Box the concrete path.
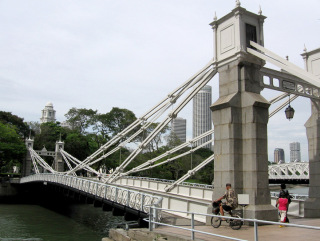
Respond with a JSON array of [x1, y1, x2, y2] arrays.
[[155, 217, 320, 241]]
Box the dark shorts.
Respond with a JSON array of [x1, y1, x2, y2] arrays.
[[222, 204, 233, 212]]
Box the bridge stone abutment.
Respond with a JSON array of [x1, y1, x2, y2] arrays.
[[209, 4, 277, 221], [304, 101, 320, 217], [211, 60, 277, 221], [303, 48, 320, 217]]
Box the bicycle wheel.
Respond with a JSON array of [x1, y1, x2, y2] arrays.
[[229, 215, 242, 230], [211, 216, 221, 228]]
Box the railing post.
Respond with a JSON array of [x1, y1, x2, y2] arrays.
[[149, 206, 153, 231], [191, 213, 195, 240], [254, 219, 258, 241], [104, 185, 108, 199], [141, 194, 145, 211], [95, 183, 98, 197], [127, 191, 130, 206], [115, 188, 118, 203]]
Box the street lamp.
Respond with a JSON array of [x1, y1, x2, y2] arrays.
[[285, 95, 295, 120]]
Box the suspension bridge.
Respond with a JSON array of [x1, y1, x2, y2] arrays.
[[18, 2, 320, 226]]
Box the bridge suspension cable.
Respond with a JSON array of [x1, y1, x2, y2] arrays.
[[60, 149, 100, 176], [120, 129, 215, 177], [65, 60, 216, 176], [28, 147, 56, 174], [106, 65, 218, 183]]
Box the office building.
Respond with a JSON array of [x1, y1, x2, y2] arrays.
[[193, 85, 212, 149], [274, 148, 285, 163], [290, 142, 301, 162], [172, 117, 186, 143]]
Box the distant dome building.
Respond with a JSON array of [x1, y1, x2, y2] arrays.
[[40, 102, 56, 123]]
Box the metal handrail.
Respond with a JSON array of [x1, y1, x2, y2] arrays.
[[20, 174, 162, 214], [119, 176, 213, 189], [147, 206, 320, 241], [270, 191, 308, 201]]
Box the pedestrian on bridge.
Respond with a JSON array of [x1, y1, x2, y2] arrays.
[[278, 183, 292, 223], [276, 192, 288, 227]]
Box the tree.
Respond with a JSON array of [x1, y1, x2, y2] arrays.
[[64, 132, 93, 162], [0, 122, 26, 172], [93, 113, 111, 141], [104, 107, 137, 137], [28, 121, 41, 135], [142, 123, 169, 153], [34, 122, 65, 151], [65, 108, 97, 134], [0, 111, 31, 138]]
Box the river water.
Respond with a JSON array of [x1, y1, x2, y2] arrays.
[[0, 185, 309, 241], [0, 204, 123, 241]]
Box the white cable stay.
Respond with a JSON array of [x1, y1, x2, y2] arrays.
[[248, 41, 320, 87], [29, 148, 40, 174], [28, 147, 55, 173], [115, 91, 301, 190], [66, 60, 215, 175], [106, 67, 217, 183], [59, 150, 77, 176], [269, 92, 293, 105], [123, 138, 214, 178], [164, 153, 215, 192], [60, 149, 100, 176], [120, 129, 214, 176], [269, 94, 299, 118]]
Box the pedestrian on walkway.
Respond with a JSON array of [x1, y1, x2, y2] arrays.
[[278, 183, 292, 222], [276, 192, 288, 227]]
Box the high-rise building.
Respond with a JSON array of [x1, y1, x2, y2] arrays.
[[274, 148, 285, 163], [172, 117, 186, 143], [290, 142, 301, 162], [40, 102, 56, 123], [193, 85, 212, 149]]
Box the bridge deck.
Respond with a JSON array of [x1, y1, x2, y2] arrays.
[[154, 216, 320, 241]]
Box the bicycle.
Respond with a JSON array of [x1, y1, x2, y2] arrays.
[[211, 201, 243, 230]]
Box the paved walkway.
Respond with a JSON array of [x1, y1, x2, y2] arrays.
[[155, 217, 320, 241]]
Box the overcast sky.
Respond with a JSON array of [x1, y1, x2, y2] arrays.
[[1, 0, 319, 162]]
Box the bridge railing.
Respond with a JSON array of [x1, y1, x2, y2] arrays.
[[20, 174, 163, 215], [270, 191, 308, 201], [147, 206, 320, 241], [119, 176, 213, 189]]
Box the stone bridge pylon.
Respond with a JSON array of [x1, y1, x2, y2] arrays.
[[209, 3, 277, 221], [22, 137, 65, 176]]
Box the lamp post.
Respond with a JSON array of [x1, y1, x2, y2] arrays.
[[285, 95, 295, 120]]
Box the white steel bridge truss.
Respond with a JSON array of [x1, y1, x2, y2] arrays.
[[268, 162, 309, 180]]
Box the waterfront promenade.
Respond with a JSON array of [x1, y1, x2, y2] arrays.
[[153, 216, 320, 241]]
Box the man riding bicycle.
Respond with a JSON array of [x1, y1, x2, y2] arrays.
[[214, 183, 238, 218]]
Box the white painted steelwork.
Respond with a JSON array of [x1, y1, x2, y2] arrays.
[[268, 162, 309, 180], [20, 174, 162, 215]]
